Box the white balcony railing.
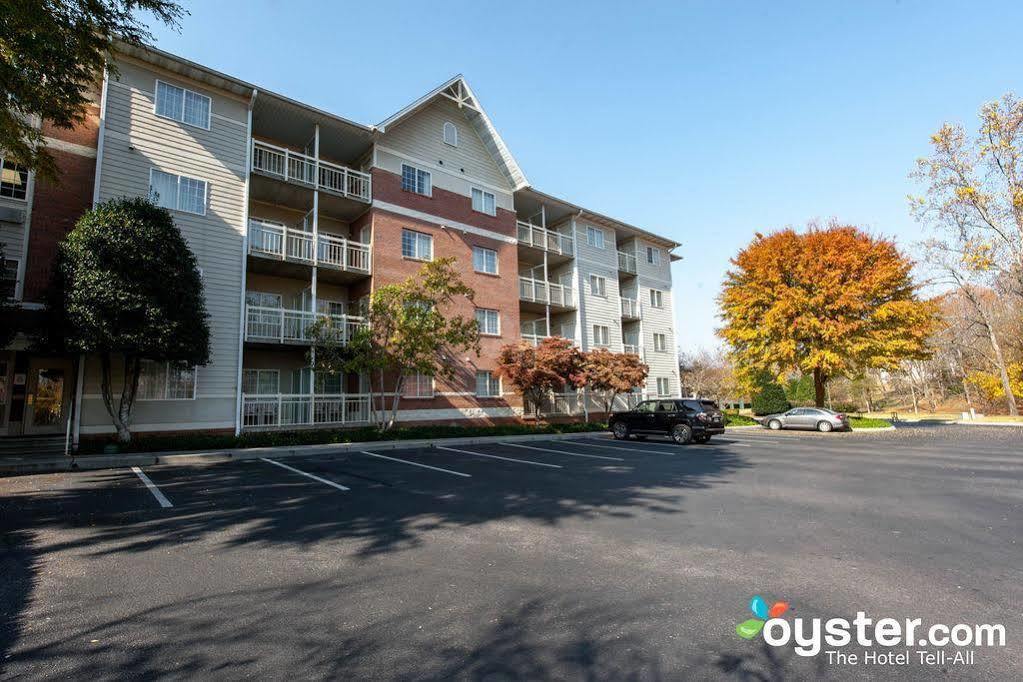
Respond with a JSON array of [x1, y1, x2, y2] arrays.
[[241, 393, 372, 429], [251, 140, 371, 203], [621, 297, 640, 318], [248, 220, 370, 273], [617, 250, 637, 274], [517, 222, 574, 256], [525, 390, 645, 417], [518, 277, 574, 307], [623, 343, 641, 356], [245, 305, 367, 345], [520, 319, 548, 346]]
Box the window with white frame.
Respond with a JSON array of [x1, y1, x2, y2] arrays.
[[589, 274, 607, 297], [472, 246, 498, 274], [137, 361, 197, 400], [315, 372, 344, 394], [592, 324, 610, 347], [443, 121, 458, 147], [150, 169, 208, 215], [245, 291, 282, 308], [401, 228, 433, 260], [401, 163, 431, 196], [585, 225, 605, 249], [475, 308, 500, 335], [242, 369, 280, 395], [1, 258, 18, 300], [656, 377, 670, 397], [404, 371, 435, 399], [0, 158, 28, 200], [649, 289, 664, 308], [653, 333, 667, 352], [475, 370, 501, 398], [471, 187, 496, 216], [155, 80, 211, 129], [646, 246, 661, 265]]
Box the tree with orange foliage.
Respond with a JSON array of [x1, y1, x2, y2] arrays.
[[719, 223, 936, 407], [579, 348, 649, 414], [495, 337, 585, 419]]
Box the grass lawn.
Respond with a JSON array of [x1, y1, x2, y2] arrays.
[[849, 417, 892, 429]]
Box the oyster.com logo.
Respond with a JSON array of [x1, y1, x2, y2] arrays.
[[736, 595, 789, 639]]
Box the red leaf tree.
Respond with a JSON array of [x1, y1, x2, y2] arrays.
[[578, 348, 649, 414], [495, 337, 585, 419]]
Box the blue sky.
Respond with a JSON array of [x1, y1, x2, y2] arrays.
[[144, 0, 1023, 352]]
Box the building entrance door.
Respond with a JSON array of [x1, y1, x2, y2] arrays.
[[24, 359, 73, 435]]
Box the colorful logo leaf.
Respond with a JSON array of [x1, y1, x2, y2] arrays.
[[736, 618, 765, 639], [768, 601, 789, 618], [749, 595, 768, 620], [736, 595, 789, 639]]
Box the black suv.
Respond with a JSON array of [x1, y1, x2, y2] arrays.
[[609, 399, 726, 444]]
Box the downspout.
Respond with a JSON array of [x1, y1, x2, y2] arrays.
[[234, 88, 257, 436]]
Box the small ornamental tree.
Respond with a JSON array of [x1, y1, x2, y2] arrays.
[[579, 348, 649, 414], [495, 336, 585, 419], [308, 257, 480, 431], [52, 197, 210, 442]]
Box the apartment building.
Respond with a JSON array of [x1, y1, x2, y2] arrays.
[[0, 43, 681, 446]]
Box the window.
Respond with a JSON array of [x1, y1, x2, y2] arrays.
[[585, 226, 605, 249], [472, 246, 498, 274], [592, 324, 610, 347], [589, 274, 607, 297], [635, 400, 656, 413], [155, 80, 211, 129], [646, 246, 661, 265], [401, 229, 433, 260], [245, 291, 282, 308], [476, 371, 501, 398], [401, 163, 431, 196], [443, 121, 458, 147], [138, 361, 197, 400], [656, 377, 670, 397], [0, 158, 28, 200], [1, 258, 18, 300], [404, 371, 435, 399], [242, 369, 280, 395], [150, 169, 208, 215], [471, 187, 496, 216], [475, 308, 500, 335], [649, 289, 664, 308], [653, 333, 667, 352]]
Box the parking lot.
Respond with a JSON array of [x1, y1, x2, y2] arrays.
[[2, 425, 1021, 680]]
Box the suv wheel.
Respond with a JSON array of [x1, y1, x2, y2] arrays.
[[670, 423, 693, 445], [817, 420, 833, 433], [768, 419, 782, 430], [612, 421, 630, 440]]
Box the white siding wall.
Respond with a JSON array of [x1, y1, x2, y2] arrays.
[[573, 220, 623, 352], [84, 57, 249, 433], [0, 195, 28, 299]]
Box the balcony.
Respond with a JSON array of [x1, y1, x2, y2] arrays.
[[251, 140, 371, 203], [241, 393, 371, 429], [621, 297, 640, 319], [520, 319, 549, 346], [524, 390, 644, 417], [245, 305, 367, 345], [617, 250, 637, 274], [623, 343, 640, 355], [518, 277, 575, 308], [517, 222, 574, 257], [248, 220, 370, 278]]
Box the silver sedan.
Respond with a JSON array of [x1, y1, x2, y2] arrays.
[[758, 407, 851, 432]]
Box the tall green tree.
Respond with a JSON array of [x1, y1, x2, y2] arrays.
[[1, 0, 184, 180], [52, 197, 210, 442], [308, 257, 480, 431]]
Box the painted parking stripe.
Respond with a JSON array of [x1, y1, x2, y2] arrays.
[[568, 441, 689, 455], [435, 446, 562, 469], [259, 457, 350, 491], [584, 437, 752, 449], [359, 451, 471, 478], [501, 442, 624, 461], [131, 466, 173, 508]]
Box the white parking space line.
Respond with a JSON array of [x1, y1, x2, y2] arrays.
[[259, 457, 350, 491], [359, 451, 471, 478], [586, 437, 753, 449], [569, 441, 688, 455], [131, 466, 173, 508], [501, 442, 624, 461], [435, 446, 563, 469]]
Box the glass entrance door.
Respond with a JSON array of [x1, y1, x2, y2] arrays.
[[25, 361, 71, 435]]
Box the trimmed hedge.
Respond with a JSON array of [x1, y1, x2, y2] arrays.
[[751, 382, 791, 416], [80, 421, 610, 455]]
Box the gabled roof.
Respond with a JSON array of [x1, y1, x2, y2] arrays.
[[377, 75, 529, 191]]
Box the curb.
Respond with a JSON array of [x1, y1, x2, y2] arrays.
[[0, 430, 612, 477]]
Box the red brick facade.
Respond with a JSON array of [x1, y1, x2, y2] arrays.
[[367, 168, 524, 416], [22, 105, 100, 303]]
